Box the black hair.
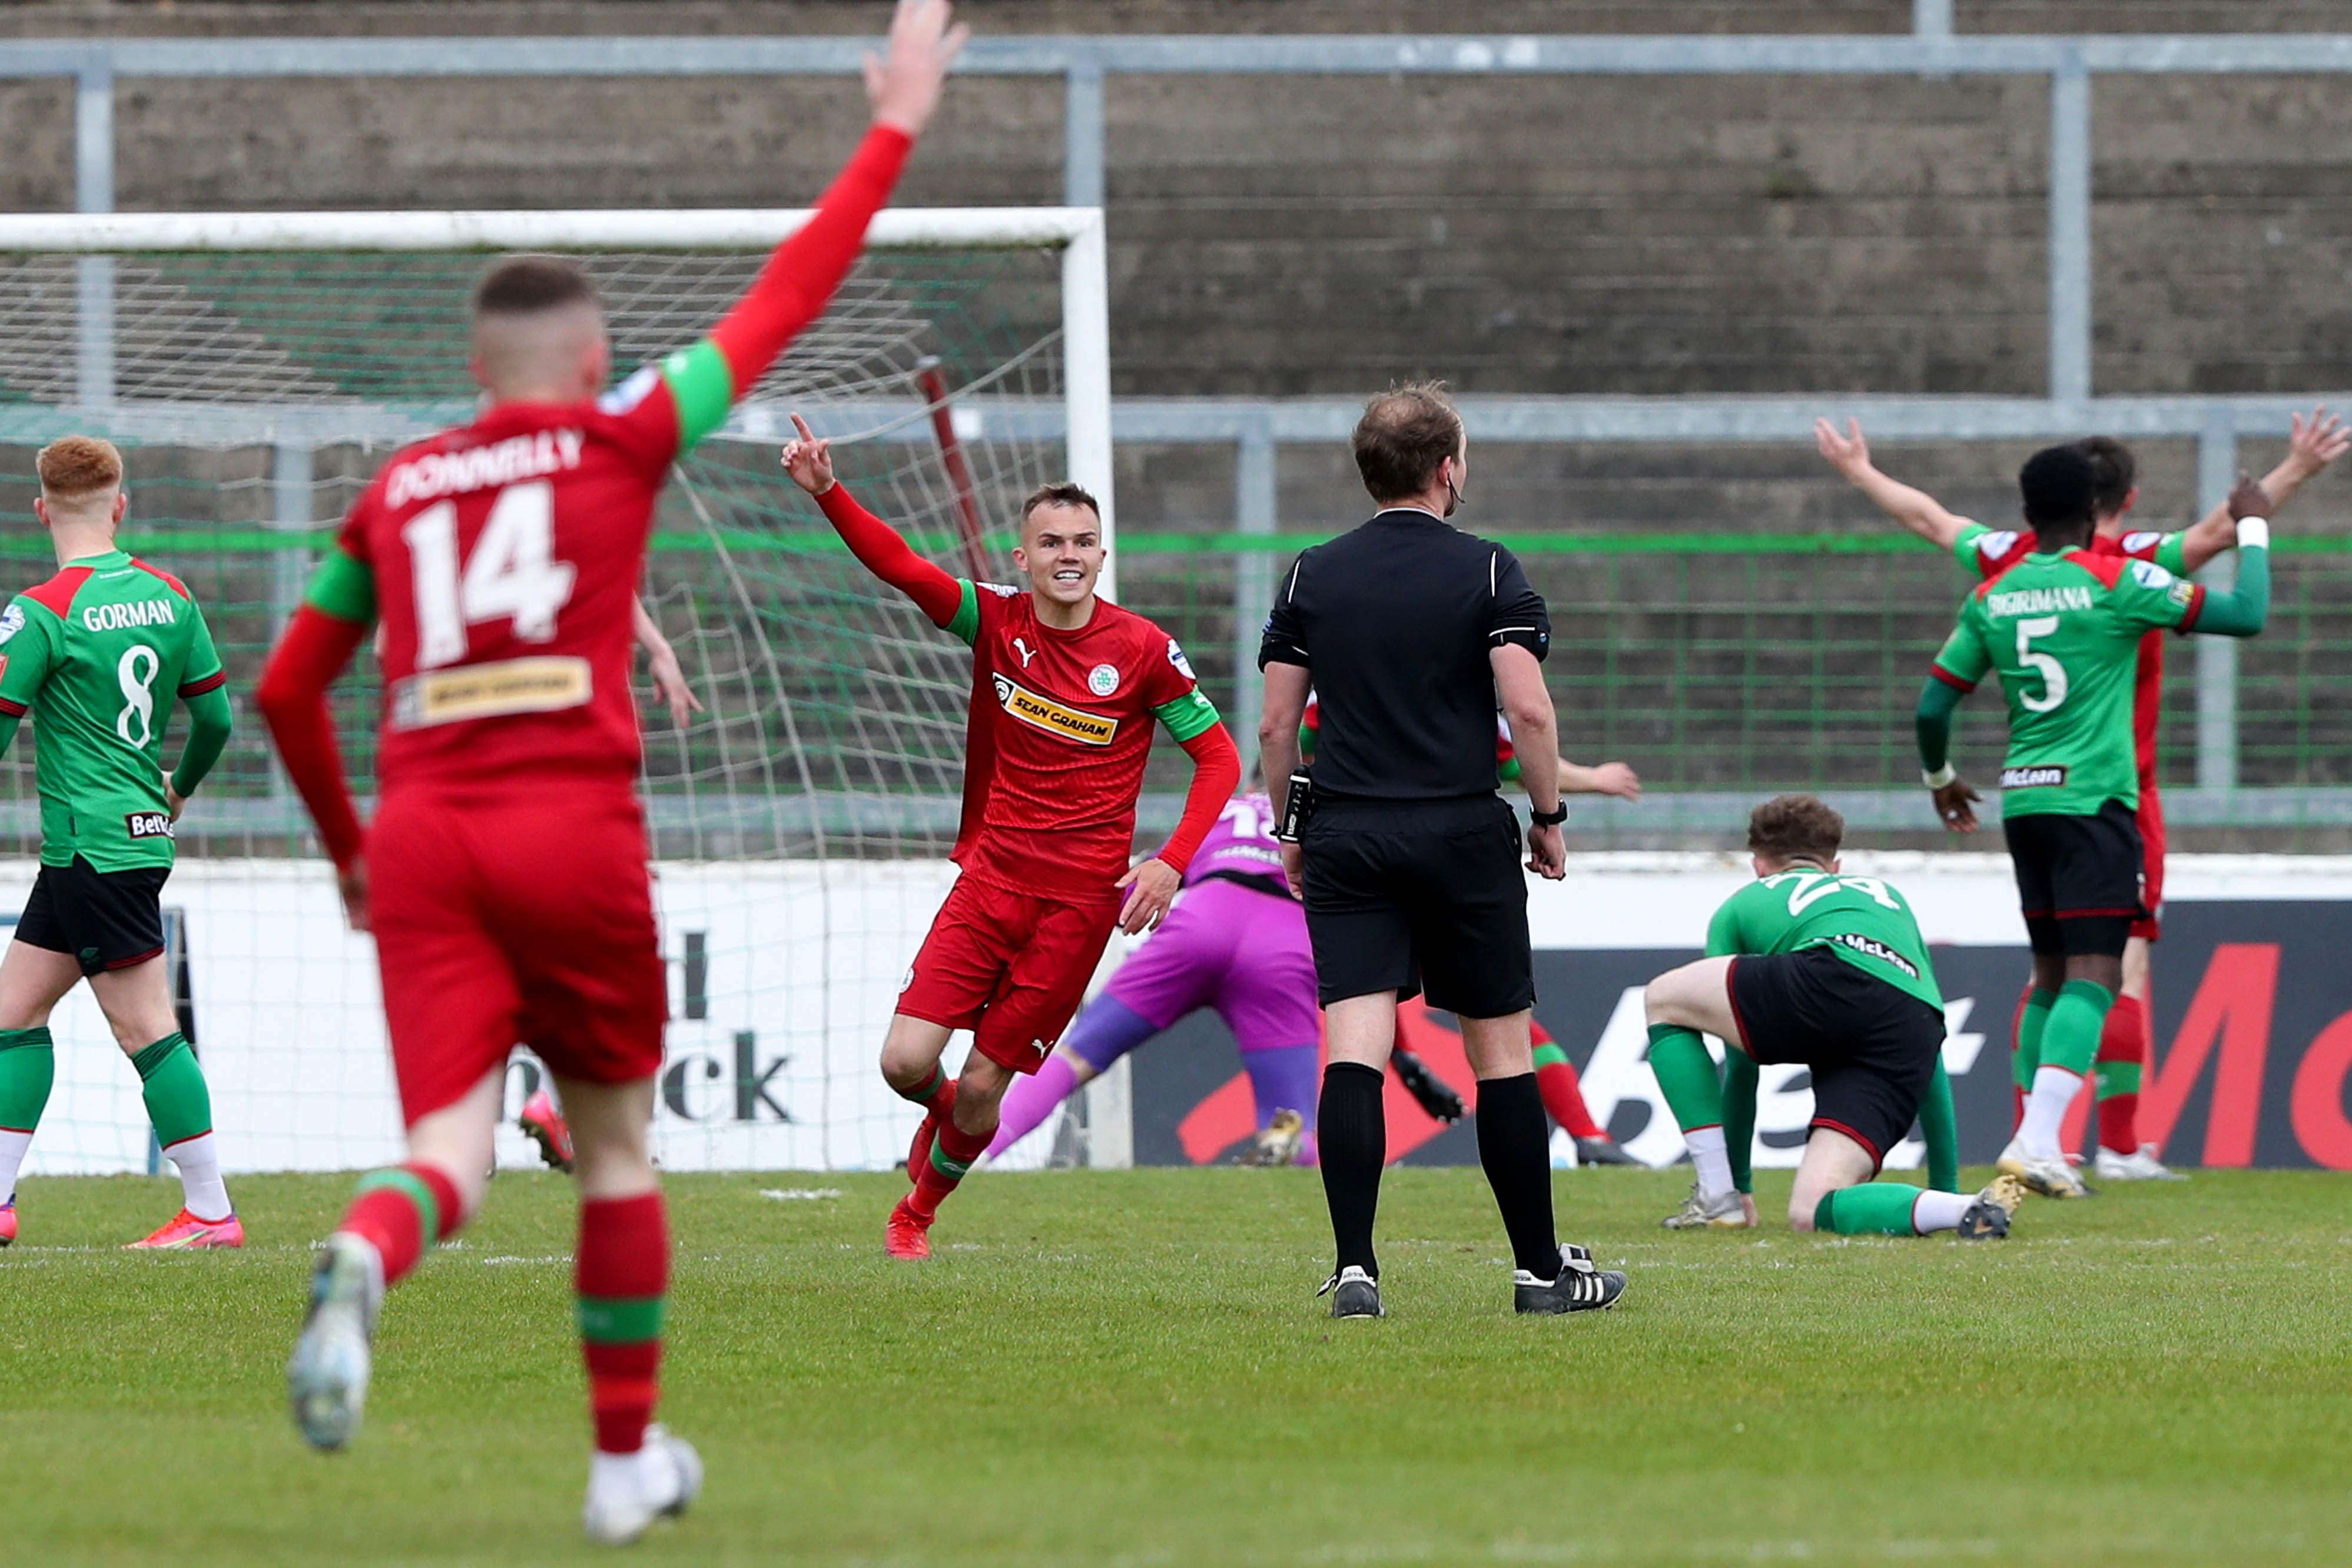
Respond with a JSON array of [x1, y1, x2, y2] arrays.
[[2019, 444, 2096, 534]]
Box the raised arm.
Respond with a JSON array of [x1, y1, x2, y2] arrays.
[[1815, 417, 1977, 553], [780, 414, 966, 628], [2180, 513, 2271, 638], [625, 2, 966, 457], [2170, 407, 2346, 574]]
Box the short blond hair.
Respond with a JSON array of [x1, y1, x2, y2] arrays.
[[36, 436, 125, 501]]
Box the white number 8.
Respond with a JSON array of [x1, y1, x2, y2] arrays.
[[117, 643, 159, 747]]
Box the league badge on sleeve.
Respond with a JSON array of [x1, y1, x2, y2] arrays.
[[0, 604, 23, 646], [1166, 637, 1196, 680]]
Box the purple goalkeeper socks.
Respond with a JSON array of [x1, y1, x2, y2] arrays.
[[985, 1054, 1083, 1160]]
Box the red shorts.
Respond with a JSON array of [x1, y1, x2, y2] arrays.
[[2134, 782, 2165, 942], [897, 873, 1117, 1074], [369, 785, 667, 1125]]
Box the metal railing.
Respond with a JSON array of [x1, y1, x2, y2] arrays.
[[8, 21, 2352, 823]]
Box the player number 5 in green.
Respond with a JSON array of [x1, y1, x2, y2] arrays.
[[115, 643, 160, 747], [2015, 614, 2069, 713]]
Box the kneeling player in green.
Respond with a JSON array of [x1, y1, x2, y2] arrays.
[[1643, 794, 2018, 1239], [0, 438, 237, 1249]]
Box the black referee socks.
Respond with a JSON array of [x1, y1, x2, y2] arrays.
[[1475, 1072, 1561, 1278], [1318, 1061, 1387, 1280]]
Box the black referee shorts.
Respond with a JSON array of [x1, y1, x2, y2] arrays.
[[14, 856, 170, 977], [1729, 946, 1943, 1172], [2002, 799, 2143, 958], [1300, 793, 1532, 1019]]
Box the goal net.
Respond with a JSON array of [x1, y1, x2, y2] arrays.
[[0, 207, 1126, 1178]]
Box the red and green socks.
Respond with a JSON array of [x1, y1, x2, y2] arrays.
[[0, 1026, 55, 1205], [895, 1064, 955, 1119], [2016, 979, 2112, 1157], [339, 1163, 463, 1287], [2094, 994, 2149, 1155], [1647, 1024, 1732, 1198], [1532, 1041, 1603, 1140], [132, 1032, 230, 1221], [578, 1192, 669, 1456], [907, 1117, 993, 1222]]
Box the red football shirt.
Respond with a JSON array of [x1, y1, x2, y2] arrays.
[[334, 384, 679, 793], [1962, 525, 2169, 785], [952, 583, 1212, 904]]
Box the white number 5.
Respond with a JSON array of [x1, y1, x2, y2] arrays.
[[403, 481, 576, 670], [2015, 615, 2068, 713]]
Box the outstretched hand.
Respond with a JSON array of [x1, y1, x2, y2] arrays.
[[1584, 761, 1641, 800], [780, 413, 837, 496], [865, 0, 969, 138], [2286, 406, 2350, 479], [1116, 857, 1182, 935], [1814, 417, 1872, 479]]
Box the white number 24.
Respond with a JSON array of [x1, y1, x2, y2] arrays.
[[402, 481, 577, 670]]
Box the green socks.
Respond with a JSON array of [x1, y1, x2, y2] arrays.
[[2040, 979, 2117, 1079], [1813, 1183, 1923, 1236], [1724, 1050, 1759, 1194], [131, 1032, 213, 1150], [1919, 1059, 1959, 1193], [1646, 1024, 1724, 1132], [0, 1026, 54, 1134], [2013, 988, 2056, 1092]]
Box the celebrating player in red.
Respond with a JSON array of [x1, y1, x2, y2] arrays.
[[1819, 409, 2345, 1179], [777, 414, 1242, 1260], [256, 1, 965, 1543]]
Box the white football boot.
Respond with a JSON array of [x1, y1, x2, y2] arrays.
[[583, 1424, 704, 1546], [1998, 1137, 2093, 1199], [2093, 1143, 2187, 1182], [288, 1231, 385, 1451]]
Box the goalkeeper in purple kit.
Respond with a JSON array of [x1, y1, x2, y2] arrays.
[[987, 786, 1322, 1165]]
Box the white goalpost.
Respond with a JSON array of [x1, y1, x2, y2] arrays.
[[0, 204, 1133, 1177]]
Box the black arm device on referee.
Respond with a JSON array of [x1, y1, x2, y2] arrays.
[[1275, 770, 1316, 842]]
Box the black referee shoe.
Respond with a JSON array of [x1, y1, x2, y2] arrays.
[[1513, 1243, 1627, 1315], [1318, 1265, 1384, 1320]]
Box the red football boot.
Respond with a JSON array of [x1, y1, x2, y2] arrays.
[[884, 1198, 933, 1261], [905, 1079, 957, 1184], [518, 1087, 575, 1172]]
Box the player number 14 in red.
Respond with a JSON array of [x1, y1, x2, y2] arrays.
[[402, 480, 578, 669]]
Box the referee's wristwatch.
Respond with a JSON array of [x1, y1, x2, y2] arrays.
[[1530, 802, 1569, 826]]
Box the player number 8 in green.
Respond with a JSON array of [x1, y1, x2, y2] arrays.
[[2015, 615, 2069, 713], [116, 643, 160, 747]]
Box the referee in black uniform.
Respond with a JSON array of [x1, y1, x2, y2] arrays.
[[1257, 382, 1628, 1320]]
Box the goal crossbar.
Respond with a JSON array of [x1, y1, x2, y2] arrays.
[[0, 204, 1117, 556], [0, 207, 1103, 253]]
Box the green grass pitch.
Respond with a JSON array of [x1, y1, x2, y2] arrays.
[[4, 1165, 2348, 1566]]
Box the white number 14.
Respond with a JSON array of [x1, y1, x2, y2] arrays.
[[402, 481, 577, 670]]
